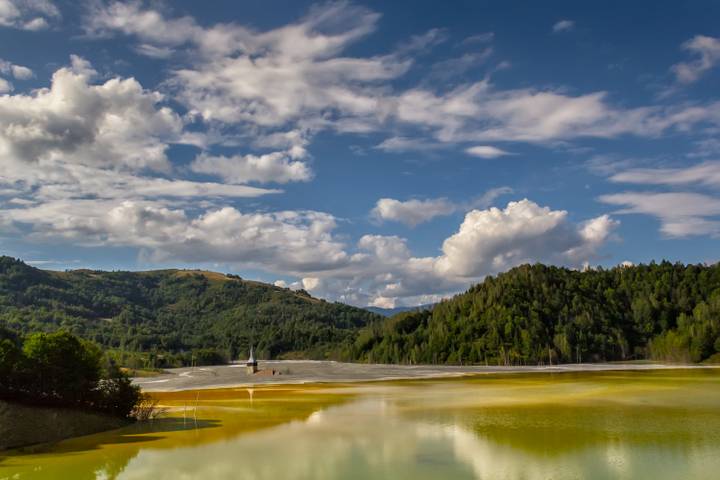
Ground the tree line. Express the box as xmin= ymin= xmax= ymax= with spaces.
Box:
xmin=0 ymin=328 xmax=141 ymax=418
xmin=345 ymin=262 xmax=720 ymax=365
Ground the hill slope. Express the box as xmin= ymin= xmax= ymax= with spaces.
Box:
xmin=348 ymin=262 xmax=720 ymax=364
xmin=4 ymin=257 xmax=720 ymax=367
xmin=0 ymin=257 xmax=379 ymax=362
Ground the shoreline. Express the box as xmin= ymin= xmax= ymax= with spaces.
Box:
xmin=0 ymin=400 xmax=129 ymax=451
xmin=133 ymin=360 xmax=720 ymax=392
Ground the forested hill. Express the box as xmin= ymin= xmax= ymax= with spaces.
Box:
xmin=4 ymin=256 xmax=720 ymax=367
xmin=0 ymin=256 xmax=379 ymax=364
xmin=366 ymin=304 xmax=435 ymax=317
xmin=348 ymin=262 xmax=720 ymax=365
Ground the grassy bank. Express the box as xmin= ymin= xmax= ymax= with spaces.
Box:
xmin=0 ymin=400 xmax=129 ymax=450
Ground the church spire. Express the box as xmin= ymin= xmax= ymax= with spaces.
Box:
xmin=246 ymin=345 xmax=258 ymax=374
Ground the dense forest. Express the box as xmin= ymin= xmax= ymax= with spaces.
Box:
xmin=0 ymin=256 xmax=379 ymax=367
xmin=3 ymin=256 xmax=720 ymax=367
xmin=347 ymin=262 xmax=720 ymax=365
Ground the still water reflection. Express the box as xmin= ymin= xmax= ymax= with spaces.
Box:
xmin=1 ymin=369 xmax=719 ymax=479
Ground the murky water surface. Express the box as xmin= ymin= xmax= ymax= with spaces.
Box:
xmin=2 ymin=369 xmax=719 ymax=479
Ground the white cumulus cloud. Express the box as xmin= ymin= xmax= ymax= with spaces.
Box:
xmin=371 ymin=187 xmax=513 ymax=227
xmin=304 ymin=199 xmax=617 ymax=306
xmin=672 ymin=35 xmax=720 ymax=84
xmin=191 ymin=151 xmax=312 ymax=184
xmin=0 ymin=57 xmax=183 ymax=172
xmin=86 ymin=1 xmax=407 ymax=130
xmin=434 ymin=199 xmax=617 ymax=278
xmin=0 ymin=57 xmax=284 ymax=259
xmin=0 ymin=0 xmax=60 ymax=30
xmin=0 ymin=59 xmax=33 ymax=79
xmin=83 ymin=2 xmax=720 ymax=153
xmin=1 ymin=201 xmax=349 ymax=272
xmin=372 ymin=198 xmax=456 ymax=227
xmin=0 ymin=77 xmax=11 ymax=93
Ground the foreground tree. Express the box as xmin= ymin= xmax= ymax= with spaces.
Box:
xmin=23 ymin=331 xmax=102 ymax=405
xmin=0 ymin=330 xmax=141 ymax=418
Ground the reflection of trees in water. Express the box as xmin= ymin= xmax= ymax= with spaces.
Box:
xmin=406 ymin=404 xmax=720 ymax=456
xmin=0 ymin=388 xmax=350 ymax=479
xmin=394 ymin=401 xmax=720 ymax=480
xmin=94 ymin=418 xmax=223 ymax=480
xmin=88 ymin=398 xmax=720 ymax=480
xmin=0 ymin=417 xmax=222 ymax=480
xmin=4 ymin=377 xmax=720 ymax=480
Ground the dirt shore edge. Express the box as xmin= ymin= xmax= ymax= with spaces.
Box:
xmin=134 ymin=360 xmax=720 ymax=392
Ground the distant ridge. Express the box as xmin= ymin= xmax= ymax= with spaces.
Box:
xmin=0 ymin=256 xmax=380 ymax=364
xmin=365 ymin=304 xmax=435 ymax=317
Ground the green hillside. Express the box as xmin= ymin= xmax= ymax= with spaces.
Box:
xmin=0 ymin=256 xmax=379 ymax=365
xmin=348 ymin=262 xmax=720 ymax=365
xmin=4 ymin=256 xmax=720 ymax=368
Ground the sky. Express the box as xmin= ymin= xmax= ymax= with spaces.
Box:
xmin=1 ymin=0 xmax=720 ymax=308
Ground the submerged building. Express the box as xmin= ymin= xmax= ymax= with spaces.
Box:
xmin=246 ymin=346 xmax=258 ymax=374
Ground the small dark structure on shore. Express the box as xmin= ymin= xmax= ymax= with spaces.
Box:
xmin=246 ymin=346 xmax=258 ymax=374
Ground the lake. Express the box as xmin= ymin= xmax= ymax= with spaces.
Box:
xmin=2 ymin=369 xmax=719 ymax=479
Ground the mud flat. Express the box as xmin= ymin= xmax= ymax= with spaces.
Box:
xmin=133 ymin=360 xmax=718 ymax=392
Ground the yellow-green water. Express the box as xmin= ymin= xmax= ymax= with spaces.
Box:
xmin=2 ymin=369 xmax=720 ymax=479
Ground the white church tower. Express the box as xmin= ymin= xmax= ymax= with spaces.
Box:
xmin=246 ymin=346 xmax=258 ymax=374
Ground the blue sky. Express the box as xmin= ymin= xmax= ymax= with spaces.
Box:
xmin=1 ymin=0 xmax=719 ymax=307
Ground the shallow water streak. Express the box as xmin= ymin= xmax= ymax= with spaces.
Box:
xmin=1 ymin=369 xmax=719 ymax=479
